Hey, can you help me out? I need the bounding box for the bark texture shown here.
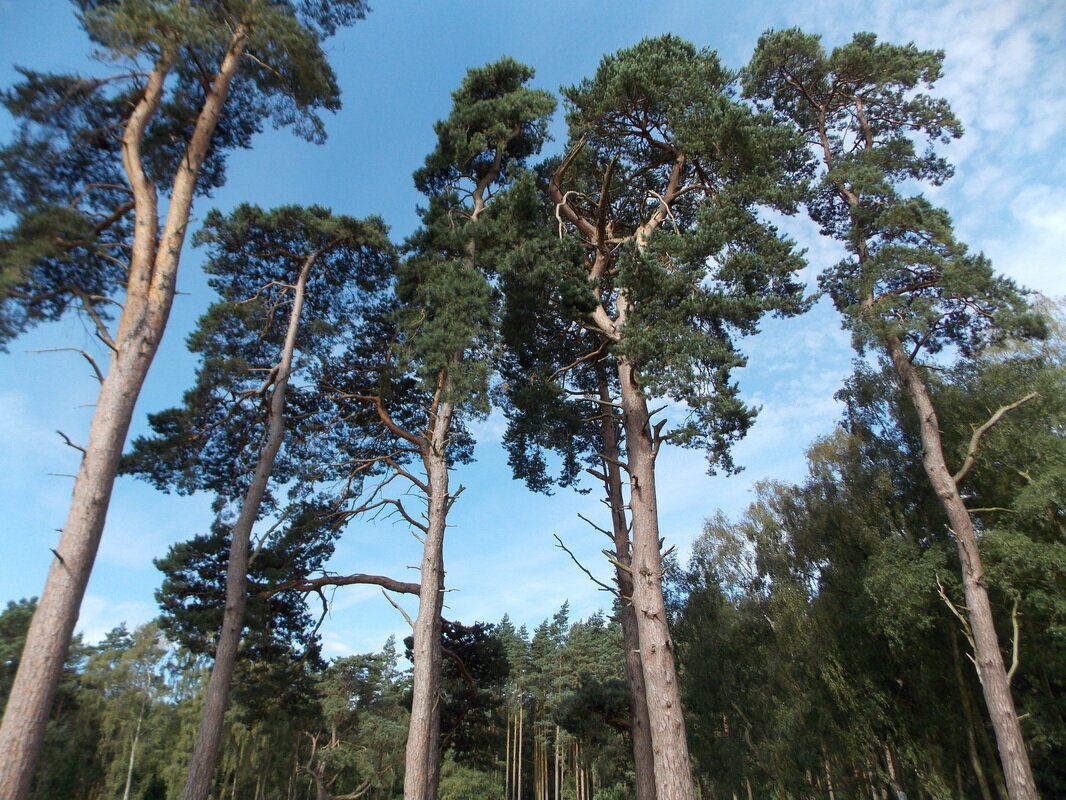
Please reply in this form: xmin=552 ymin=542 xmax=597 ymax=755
xmin=617 ymin=356 xmax=696 ymax=800
xmin=885 ymin=335 xmax=1038 ymax=800
xmin=0 ymin=29 xmax=245 ymax=800
xmin=599 ymin=371 xmax=657 ymax=800
xmin=402 ymin=400 xmax=453 ymax=800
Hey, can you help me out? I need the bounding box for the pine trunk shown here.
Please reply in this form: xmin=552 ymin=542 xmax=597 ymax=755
xmin=616 ymin=355 xmax=696 ymax=800
xmin=403 ymin=401 xmax=452 ymax=800
xmin=598 ymin=370 xmax=658 ymax=800
xmin=0 ymin=30 xmax=247 ymax=800
xmin=884 ymin=336 xmax=1038 ymax=800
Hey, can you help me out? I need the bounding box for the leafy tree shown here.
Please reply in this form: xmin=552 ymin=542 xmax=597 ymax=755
xmin=123 ymin=203 xmax=391 ymax=800
xmin=745 ymin=28 xmax=1047 ymax=799
xmin=325 ymin=58 xmax=554 ymax=800
xmin=499 ymin=34 xmax=809 ymax=800
xmin=0 ymin=4 xmax=369 ymax=794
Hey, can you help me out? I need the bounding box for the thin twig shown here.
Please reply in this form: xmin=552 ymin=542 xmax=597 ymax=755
xmin=553 ymin=534 xmax=616 ymax=595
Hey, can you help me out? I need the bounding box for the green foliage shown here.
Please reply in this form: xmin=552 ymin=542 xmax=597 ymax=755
xmin=745 ymin=28 xmax=1045 ymax=358
xmin=673 ymin=338 xmax=1066 ymax=798
xmin=0 ymin=0 xmax=369 ymax=346
xmin=499 ymin=34 xmax=811 ymax=487
xmin=122 ymin=203 xmax=393 ymax=520
xmin=399 ymin=58 xmax=555 ymax=410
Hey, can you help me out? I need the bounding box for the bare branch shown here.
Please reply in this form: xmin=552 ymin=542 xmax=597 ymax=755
xmin=382 ymin=590 xmax=416 ymax=628
xmin=554 ymin=534 xmax=616 ymax=595
xmin=259 ymin=571 xmax=420 ymax=598
xmin=27 ymin=347 xmax=105 ymax=384
xmin=953 ymin=392 xmax=1038 ymax=484
xmin=56 ymin=430 xmax=86 ymax=455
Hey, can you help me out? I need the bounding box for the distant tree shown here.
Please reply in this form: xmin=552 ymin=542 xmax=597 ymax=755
xmin=0 ymin=3 xmax=370 ymax=794
xmin=325 ymin=58 xmax=554 ymax=800
xmin=745 ymin=29 xmax=1046 ymax=800
xmin=499 ymin=35 xmax=809 ymax=800
xmin=124 ymin=203 xmax=392 ymax=800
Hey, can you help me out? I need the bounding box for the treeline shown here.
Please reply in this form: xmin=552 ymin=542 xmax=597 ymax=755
xmin=1 ymin=312 xmax=1062 ymax=800
xmin=0 ymin=2 xmax=1061 ymax=800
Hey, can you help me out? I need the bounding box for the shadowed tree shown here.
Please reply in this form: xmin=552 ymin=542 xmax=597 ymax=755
xmin=122 ymin=203 xmax=393 ymax=800
xmin=498 ymin=35 xmax=809 ymax=800
xmin=0 ymin=3 xmax=369 ymax=795
xmin=745 ymin=29 xmax=1046 ymax=800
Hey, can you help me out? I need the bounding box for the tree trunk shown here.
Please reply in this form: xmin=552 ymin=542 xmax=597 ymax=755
xmin=403 ymin=401 xmax=452 ymax=800
xmin=180 ymin=250 xmax=316 ymax=800
xmin=884 ymin=336 xmax=1038 ymax=800
xmin=598 ymin=369 xmax=658 ymax=800
xmin=122 ymin=703 xmax=145 ymax=800
xmin=616 ymin=355 xmax=696 ymax=800
xmin=0 ymin=29 xmax=248 ymax=800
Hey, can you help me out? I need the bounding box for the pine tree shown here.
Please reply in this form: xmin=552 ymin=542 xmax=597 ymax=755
xmin=324 ymin=58 xmax=555 ymax=800
xmin=745 ymin=29 xmax=1046 ymax=799
xmin=123 ymin=203 xmax=392 ymax=800
xmin=0 ymin=4 xmax=369 ymax=794
xmin=499 ymin=35 xmax=809 ymax=800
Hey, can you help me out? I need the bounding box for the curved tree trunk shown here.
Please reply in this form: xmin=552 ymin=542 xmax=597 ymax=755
xmin=885 ymin=335 xmax=1038 ymax=800
xmin=616 ymin=355 xmax=696 ymax=800
xmin=180 ymin=249 xmax=317 ymax=800
xmin=0 ymin=29 xmax=247 ymax=800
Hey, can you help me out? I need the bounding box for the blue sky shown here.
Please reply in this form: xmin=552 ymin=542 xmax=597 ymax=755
xmin=1 ymin=0 xmax=1064 ymax=658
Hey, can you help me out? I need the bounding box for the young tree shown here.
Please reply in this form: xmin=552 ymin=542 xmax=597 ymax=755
xmin=123 ymin=203 xmax=392 ymax=800
xmin=325 ymin=58 xmax=554 ymax=800
xmin=745 ymin=29 xmax=1046 ymax=800
xmin=0 ymin=3 xmax=369 ymax=795
xmin=500 ymin=35 xmax=809 ymax=800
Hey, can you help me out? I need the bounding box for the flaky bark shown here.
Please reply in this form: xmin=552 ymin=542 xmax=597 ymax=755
xmin=885 ymin=336 xmax=1038 ymax=800
xmin=0 ymin=25 xmax=247 ymax=800
xmin=179 ymin=244 xmax=317 ymax=800
xmin=617 ymin=355 xmax=697 ymax=800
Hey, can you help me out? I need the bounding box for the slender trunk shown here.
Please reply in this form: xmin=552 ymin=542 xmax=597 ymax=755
xmin=506 ymin=709 xmax=512 ymax=800
xmin=616 ymin=355 xmax=696 ymax=800
xmin=885 ymin=336 xmax=1038 ymax=800
xmin=518 ymin=704 xmax=524 ymax=800
xmin=122 ymin=703 xmax=145 ymax=800
xmin=180 ymin=249 xmax=315 ymax=800
xmin=0 ymin=27 xmax=249 ymax=800
xmin=597 ymin=369 xmax=658 ymax=800
xmin=403 ymin=401 xmax=452 ymax=800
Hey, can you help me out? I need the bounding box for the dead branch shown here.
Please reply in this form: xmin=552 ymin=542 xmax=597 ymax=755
xmin=382 ymin=590 xmax=416 ymax=628
xmin=28 ymin=347 xmax=105 ymax=384
xmin=554 ymin=534 xmax=616 ymax=595
xmin=953 ymin=392 xmax=1038 ymax=484
xmin=56 ymin=430 xmax=86 ymax=455
xmin=259 ymin=572 xmax=420 ymax=599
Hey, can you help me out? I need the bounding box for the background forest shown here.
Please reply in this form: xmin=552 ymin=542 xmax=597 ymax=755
xmin=0 ymin=1 xmax=1063 ymax=800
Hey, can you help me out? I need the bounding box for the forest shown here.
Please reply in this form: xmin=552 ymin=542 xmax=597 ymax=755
xmin=0 ymin=2 xmax=1062 ymax=800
